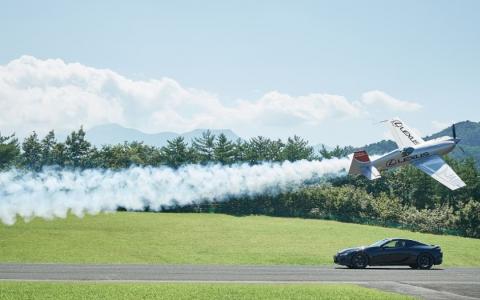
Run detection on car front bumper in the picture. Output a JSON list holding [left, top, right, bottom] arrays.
[[333, 253, 351, 266]]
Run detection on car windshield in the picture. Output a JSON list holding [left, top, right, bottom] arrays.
[[370, 239, 389, 247]]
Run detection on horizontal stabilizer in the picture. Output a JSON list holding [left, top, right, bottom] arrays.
[[361, 165, 381, 180]]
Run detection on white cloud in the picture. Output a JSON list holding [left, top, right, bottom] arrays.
[[0, 56, 365, 139], [431, 120, 451, 131], [361, 90, 422, 112]]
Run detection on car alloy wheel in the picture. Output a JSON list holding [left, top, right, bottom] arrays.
[[351, 253, 367, 269], [417, 254, 433, 270]]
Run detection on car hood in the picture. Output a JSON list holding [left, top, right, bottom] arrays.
[[337, 246, 365, 254]]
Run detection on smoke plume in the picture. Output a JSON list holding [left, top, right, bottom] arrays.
[[0, 158, 350, 225]]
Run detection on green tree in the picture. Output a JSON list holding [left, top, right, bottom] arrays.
[[192, 130, 216, 163], [319, 145, 352, 159], [161, 136, 190, 168], [96, 144, 124, 169], [98, 141, 162, 169], [319, 145, 332, 159], [51, 143, 67, 167], [447, 157, 480, 206], [214, 133, 235, 164], [127, 141, 163, 167], [245, 136, 283, 164], [385, 165, 431, 208], [22, 132, 43, 171], [232, 138, 247, 162], [0, 132, 20, 169], [41, 130, 57, 166], [65, 126, 92, 168], [281, 135, 314, 161]]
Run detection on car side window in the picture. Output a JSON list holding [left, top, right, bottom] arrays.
[[382, 240, 397, 248], [382, 240, 406, 248]]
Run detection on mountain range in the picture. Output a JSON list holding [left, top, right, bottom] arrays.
[[86, 124, 240, 147]]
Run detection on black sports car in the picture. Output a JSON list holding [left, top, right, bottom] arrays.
[[333, 238, 442, 269]]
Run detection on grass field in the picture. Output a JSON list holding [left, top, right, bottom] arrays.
[[0, 212, 479, 266], [0, 282, 412, 300]]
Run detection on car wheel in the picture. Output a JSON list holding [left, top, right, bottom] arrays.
[[409, 264, 418, 269], [351, 253, 368, 269], [417, 254, 433, 270]]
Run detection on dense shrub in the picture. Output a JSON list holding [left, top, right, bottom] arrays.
[[455, 200, 480, 238], [399, 205, 457, 234]]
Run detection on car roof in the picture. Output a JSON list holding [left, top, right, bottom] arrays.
[[384, 238, 422, 243]]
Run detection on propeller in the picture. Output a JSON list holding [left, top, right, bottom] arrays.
[[452, 123, 466, 154]]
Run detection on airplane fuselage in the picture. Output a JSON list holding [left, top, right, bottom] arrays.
[[372, 137, 458, 171]]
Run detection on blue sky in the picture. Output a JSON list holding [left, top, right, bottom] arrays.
[[1, 1, 479, 146]]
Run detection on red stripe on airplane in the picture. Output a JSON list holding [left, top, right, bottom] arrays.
[[354, 150, 370, 162]]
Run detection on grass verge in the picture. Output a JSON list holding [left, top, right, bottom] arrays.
[[0, 282, 413, 300], [0, 212, 479, 266]]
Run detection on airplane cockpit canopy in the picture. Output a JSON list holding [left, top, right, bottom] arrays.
[[401, 147, 414, 156]]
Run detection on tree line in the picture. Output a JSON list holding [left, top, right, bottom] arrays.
[[1, 128, 479, 238], [0, 128, 323, 170]]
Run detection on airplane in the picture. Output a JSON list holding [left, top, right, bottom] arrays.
[[349, 118, 466, 190]]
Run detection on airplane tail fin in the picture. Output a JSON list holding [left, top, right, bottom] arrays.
[[348, 150, 381, 180]]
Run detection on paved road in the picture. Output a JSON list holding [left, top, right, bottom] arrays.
[[1, 264, 479, 299]]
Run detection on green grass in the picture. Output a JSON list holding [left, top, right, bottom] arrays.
[[0, 212, 479, 266], [0, 282, 413, 300]]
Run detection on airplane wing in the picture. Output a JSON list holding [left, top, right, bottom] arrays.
[[412, 155, 466, 190], [387, 118, 425, 148]]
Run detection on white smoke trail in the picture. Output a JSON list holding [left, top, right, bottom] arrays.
[[0, 158, 350, 225]]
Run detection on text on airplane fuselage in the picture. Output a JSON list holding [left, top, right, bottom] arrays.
[[391, 120, 421, 145], [386, 152, 430, 168]]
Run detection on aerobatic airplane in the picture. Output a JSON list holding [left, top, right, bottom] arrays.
[[349, 118, 466, 190]]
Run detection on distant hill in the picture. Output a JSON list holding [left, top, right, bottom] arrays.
[[426, 120, 480, 146], [354, 120, 480, 166], [86, 124, 240, 148], [426, 121, 480, 164], [180, 129, 240, 144], [355, 140, 397, 155]]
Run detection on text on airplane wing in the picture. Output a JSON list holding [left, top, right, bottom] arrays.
[[387, 118, 425, 148]]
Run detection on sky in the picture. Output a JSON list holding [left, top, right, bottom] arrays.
[[0, 0, 479, 146]]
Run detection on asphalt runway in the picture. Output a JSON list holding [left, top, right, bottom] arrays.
[[1, 264, 479, 299]]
